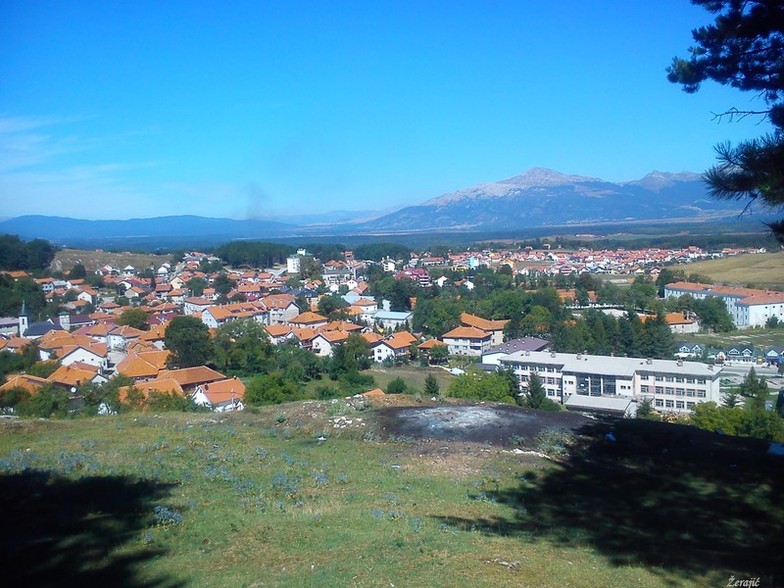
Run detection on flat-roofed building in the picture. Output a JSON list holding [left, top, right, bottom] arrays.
[[500, 350, 721, 414]]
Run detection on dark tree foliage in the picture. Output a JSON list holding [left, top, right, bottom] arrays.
[[115, 308, 150, 331], [0, 235, 57, 271], [164, 316, 214, 368], [353, 243, 411, 262], [423, 373, 440, 396], [214, 242, 295, 268], [668, 0, 784, 239]]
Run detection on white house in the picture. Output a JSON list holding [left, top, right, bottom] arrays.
[[442, 326, 492, 356], [192, 378, 245, 412]]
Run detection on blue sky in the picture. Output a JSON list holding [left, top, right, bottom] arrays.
[[0, 1, 774, 220]]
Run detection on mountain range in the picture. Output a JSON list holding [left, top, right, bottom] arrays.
[[0, 168, 755, 244], [352, 168, 745, 233]]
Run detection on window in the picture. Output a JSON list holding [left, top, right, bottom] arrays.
[[665, 387, 674, 395], [655, 386, 664, 394], [665, 400, 674, 408], [697, 391, 706, 398], [686, 390, 695, 397], [676, 401, 685, 409], [676, 377, 685, 383], [686, 378, 695, 384], [687, 402, 696, 409], [697, 378, 706, 384], [655, 399, 664, 407], [676, 388, 685, 396]]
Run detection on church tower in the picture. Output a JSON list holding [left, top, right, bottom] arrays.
[[18, 299, 29, 337]]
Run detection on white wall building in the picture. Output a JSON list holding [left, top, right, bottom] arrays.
[[500, 350, 722, 414]]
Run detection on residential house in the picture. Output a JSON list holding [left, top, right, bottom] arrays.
[[442, 326, 493, 356], [371, 331, 417, 363], [460, 312, 508, 346], [192, 377, 245, 412], [311, 330, 350, 357]]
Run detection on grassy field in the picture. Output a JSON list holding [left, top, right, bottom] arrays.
[[50, 248, 171, 274], [679, 251, 784, 290], [0, 401, 781, 587], [367, 365, 456, 394]]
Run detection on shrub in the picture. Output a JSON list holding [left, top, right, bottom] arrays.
[[386, 377, 407, 394]]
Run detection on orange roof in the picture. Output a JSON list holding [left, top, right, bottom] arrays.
[[314, 330, 350, 344], [265, 324, 292, 337], [460, 312, 508, 332], [0, 373, 48, 394], [116, 350, 170, 379], [324, 320, 363, 332], [48, 364, 99, 387], [663, 312, 696, 325], [360, 332, 383, 345], [261, 293, 297, 309], [290, 311, 328, 325], [156, 365, 226, 387], [417, 338, 447, 349], [442, 326, 492, 340], [379, 331, 417, 350], [197, 378, 245, 404]]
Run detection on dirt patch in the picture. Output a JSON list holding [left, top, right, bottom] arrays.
[[375, 403, 591, 446]]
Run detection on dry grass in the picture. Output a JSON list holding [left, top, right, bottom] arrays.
[[50, 248, 170, 274], [682, 251, 784, 289]]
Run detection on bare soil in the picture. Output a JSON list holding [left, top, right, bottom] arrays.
[[375, 403, 591, 446]]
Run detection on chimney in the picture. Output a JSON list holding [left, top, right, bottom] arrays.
[[646, 358, 653, 365], [677, 359, 683, 367]]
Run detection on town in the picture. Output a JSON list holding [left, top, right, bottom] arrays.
[[2, 238, 781, 424]]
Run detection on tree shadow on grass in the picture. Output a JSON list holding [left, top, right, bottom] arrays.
[[0, 470, 184, 587], [434, 418, 784, 586]]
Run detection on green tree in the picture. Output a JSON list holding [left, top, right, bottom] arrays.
[[693, 296, 734, 332], [116, 308, 150, 331], [245, 372, 299, 405], [723, 388, 742, 408], [68, 263, 86, 280], [427, 344, 449, 365], [0, 386, 31, 414], [386, 377, 407, 394], [187, 277, 208, 297], [447, 372, 516, 404], [17, 383, 71, 418], [213, 273, 236, 303], [526, 373, 547, 409], [423, 373, 440, 396], [212, 318, 273, 375], [636, 397, 660, 420], [317, 294, 349, 318], [668, 0, 784, 240], [738, 367, 769, 410], [164, 316, 214, 368]]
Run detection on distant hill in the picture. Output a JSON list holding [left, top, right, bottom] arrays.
[[353, 168, 747, 233], [0, 168, 762, 245]]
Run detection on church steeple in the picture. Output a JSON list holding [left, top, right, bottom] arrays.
[[19, 300, 29, 337]]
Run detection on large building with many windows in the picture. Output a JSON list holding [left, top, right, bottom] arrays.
[[499, 350, 722, 414], [664, 281, 784, 328]]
